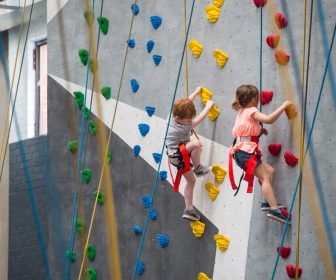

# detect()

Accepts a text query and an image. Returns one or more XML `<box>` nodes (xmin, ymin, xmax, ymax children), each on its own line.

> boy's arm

<box><xmin>192</xmin><ymin>100</ymin><xmax>214</xmax><ymax>128</ymax></box>
<box><xmin>188</xmin><ymin>86</ymin><xmax>202</xmax><ymax>102</ymax></box>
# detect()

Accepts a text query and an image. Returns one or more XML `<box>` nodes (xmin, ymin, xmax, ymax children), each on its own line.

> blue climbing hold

<box><xmin>130</xmin><ymin>79</ymin><xmax>139</xmax><ymax>93</ymax></box>
<box><xmin>145</xmin><ymin>106</ymin><xmax>155</xmax><ymax>117</ymax></box>
<box><xmin>141</xmin><ymin>195</ymin><xmax>152</xmax><ymax>208</ymax></box>
<box><xmin>152</xmin><ymin>153</ymin><xmax>162</xmax><ymax>164</ymax></box>
<box><xmin>147</xmin><ymin>40</ymin><xmax>155</xmax><ymax>53</ymax></box>
<box><xmin>133</xmin><ymin>226</ymin><xmax>142</xmax><ymax>235</ymax></box>
<box><xmin>131</xmin><ymin>3</ymin><xmax>139</xmax><ymax>15</ymax></box>
<box><xmin>136</xmin><ymin>261</ymin><xmax>145</xmax><ymax>275</ymax></box>
<box><xmin>159</xmin><ymin>171</ymin><xmax>167</xmax><ymax>181</ymax></box>
<box><xmin>153</xmin><ymin>54</ymin><xmax>162</xmax><ymax>66</ymax></box>
<box><xmin>138</xmin><ymin>124</ymin><xmax>150</xmax><ymax>137</ymax></box>
<box><xmin>157</xmin><ymin>233</ymin><xmax>169</xmax><ymax>248</ymax></box>
<box><xmin>133</xmin><ymin>145</ymin><xmax>141</xmax><ymax>156</ymax></box>
<box><xmin>150</xmin><ymin>16</ymin><xmax>162</xmax><ymax>30</ymax></box>
<box><xmin>149</xmin><ymin>208</ymin><xmax>157</xmax><ymax>220</ymax></box>
<box><xmin>128</xmin><ymin>38</ymin><xmax>135</xmax><ymax>48</ymax></box>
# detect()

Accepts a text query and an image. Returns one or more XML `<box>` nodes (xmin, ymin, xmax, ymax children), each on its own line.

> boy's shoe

<box><xmin>194</xmin><ymin>164</ymin><xmax>211</xmax><ymax>177</ymax></box>
<box><xmin>267</xmin><ymin>208</ymin><xmax>291</xmax><ymax>224</ymax></box>
<box><xmin>182</xmin><ymin>209</ymin><xmax>200</xmax><ymax>221</ymax></box>
<box><xmin>260</xmin><ymin>200</ymin><xmax>286</xmax><ymax>211</ymax></box>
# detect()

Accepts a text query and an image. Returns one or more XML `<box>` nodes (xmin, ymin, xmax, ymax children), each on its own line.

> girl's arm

<box><xmin>192</xmin><ymin>100</ymin><xmax>214</xmax><ymax>128</ymax></box>
<box><xmin>188</xmin><ymin>86</ymin><xmax>202</xmax><ymax>102</ymax></box>
<box><xmin>253</xmin><ymin>101</ymin><xmax>292</xmax><ymax>124</ymax></box>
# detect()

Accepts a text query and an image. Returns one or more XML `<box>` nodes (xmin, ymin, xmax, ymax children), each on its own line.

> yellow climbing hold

<box><xmin>189</xmin><ymin>39</ymin><xmax>204</xmax><ymax>58</ymax></box>
<box><xmin>214</xmin><ymin>234</ymin><xmax>230</xmax><ymax>252</ymax></box>
<box><xmin>213</xmin><ymin>0</ymin><xmax>224</xmax><ymax>8</ymax></box>
<box><xmin>213</xmin><ymin>49</ymin><xmax>229</xmax><ymax>68</ymax></box>
<box><xmin>212</xmin><ymin>164</ymin><xmax>227</xmax><ymax>183</ymax></box>
<box><xmin>208</xmin><ymin>105</ymin><xmax>220</xmax><ymax>121</ymax></box>
<box><xmin>190</xmin><ymin>220</ymin><xmax>206</xmax><ymax>238</ymax></box>
<box><xmin>205</xmin><ymin>183</ymin><xmax>220</xmax><ymax>201</ymax></box>
<box><xmin>205</xmin><ymin>5</ymin><xmax>221</xmax><ymax>23</ymax></box>
<box><xmin>200</xmin><ymin>87</ymin><xmax>213</xmax><ymax>105</ymax></box>
<box><xmin>198</xmin><ymin>272</ymin><xmax>212</xmax><ymax>280</ymax></box>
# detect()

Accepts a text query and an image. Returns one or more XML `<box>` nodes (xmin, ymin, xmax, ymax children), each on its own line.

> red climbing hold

<box><xmin>261</xmin><ymin>90</ymin><xmax>273</xmax><ymax>105</ymax></box>
<box><xmin>266</xmin><ymin>34</ymin><xmax>280</xmax><ymax>48</ymax></box>
<box><xmin>276</xmin><ymin>246</ymin><xmax>291</xmax><ymax>258</ymax></box>
<box><xmin>268</xmin><ymin>144</ymin><xmax>282</xmax><ymax>157</ymax></box>
<box><xmin>286</xmin><ymin>264</ymin><xmax>302</xmax><ymax>278</ymax></box>
<box><xmin>253</xmin><ymin>0</ymin><xmax>267</xmax><ymax>8</ymax></box>
<box><xmin>275</xmin><ymin>50</ymin><xmax>290</xmax><ymax>65</ymax></box>
<box><xmin>275</xmin><ymin>12</ymin><xmax>287</xmax><ymax>29</ymax></box>
<box><xmin>284</xmin><ymin>151</ymin><xmax>298</xmax><ymax>167</ymax></box>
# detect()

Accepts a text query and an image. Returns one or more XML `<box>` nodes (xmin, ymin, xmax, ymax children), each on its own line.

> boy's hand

<box><xmin>196</xmin><ymin>86</ymin><xmax>202</xmax><ymax>94</ymax></box>
<box><xmin>205</xmin><ymin>100</ymin><xmax>214</xmax><ymax>108</ymax></box>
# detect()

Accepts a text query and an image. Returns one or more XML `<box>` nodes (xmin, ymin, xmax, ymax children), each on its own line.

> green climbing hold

<box><xmin>90</xmin><ymin>58</ymin><xmax>98</xmax><ymax>73</ymax></box>
<box><xmin>84</xmin><ymin>10</ymin><xmax>93</xmax><ymax>26</ymax></box>
<box><xmin>75</xmin><ymin>218</ymin><xmax>86</xmax><ymax>235</ymax></box>
<box><xmin>66</xmin><ymin>250</ymin><xmax>76</xmax><ymax>263</ymax></box>
<box><xmin>94</xmin><ymin>190</ymin><xmax>105</xmax><ymax>205</ymax></box>
<box><xmin>74</xmin><ymin>91</ymin><xmax>84</xmax><ymax>110</ymax></box>
<box><xmin>67</xmin><ymin>140</ymin><xmax>78</xmax><ymax>154</ymax></box>
<box><xmin>78</xmin><ymin>49</ymin><xmax>89</xmax><ymax>66</ymax></box>
<box><xmin>89</xmin><ymin>120</ymin><xmax>97</xmax><ymax>136</ymax></box>
<box><xmin>83</xmin><ymin>107</ymin><xmax>91</xmax><ymax>120</ymax></box>
<box><xmin>101</xmin><ymin>86</ymin><xmax>111</xmax><ymax>100</ymax></box>
<box><xmin>81</xmin><ymin>168</ymin><xmax>92</xmax><ymax>184</ymax></box>
<box><xmin>97</xmin><ymin>16</ymin><xmax>109</xmax><ymax>35</ymax></box>
<box><xmin>107</xmin><ymin>151</ymin><xmax>112</xmax><ymax>164</ymax></box>
<box><xmin>86</xmin><ymin>244</ymin><xmax>96</xmax><ymax>262</ymax></box>
<box><xmin>85</xmin><ymin>267</ymin><xmax>97</xmax><ymax>280</ymax></box>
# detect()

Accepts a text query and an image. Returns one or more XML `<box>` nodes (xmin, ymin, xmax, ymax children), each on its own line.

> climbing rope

<box><xmin>184</xmin><ymin>0</ymin><xmax>189</xmax><ymax>97</ymax></box>
<box><xmin>271</xmin><ymin>22</ymin><xmax>336</xmax><ymax>280</ymax></box>
<box><xmin>131</xmin><ymin>0</ymin><xmax>196</xmax><ymax>279</ymax></box>
<box><xmin>259</xmin><ymin>3</ymin><xmax>263</xmax><ymax>110</ymax></box>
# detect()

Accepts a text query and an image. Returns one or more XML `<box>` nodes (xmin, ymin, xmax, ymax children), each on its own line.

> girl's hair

<box><xmin>232</xmin><ymin>85</ymin><xmax>259</xmax><ymax>111</ymax></box>
<box><xmin>173</xmin><ymin>98</ymin><xmax>196</xmax><ymax>119</ymax></box>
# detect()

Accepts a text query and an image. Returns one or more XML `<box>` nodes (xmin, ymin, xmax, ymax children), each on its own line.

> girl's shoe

<box><xmin>261</xmin><ymin>200</ymin><xmax>286</xmax><ymax>211</ymax></box>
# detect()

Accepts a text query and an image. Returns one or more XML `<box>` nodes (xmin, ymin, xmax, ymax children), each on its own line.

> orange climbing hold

<box><xmin>274</xmin><ymin>12</ymin><xmax>287</xmax><ymax>29</ymax></box>
<box><xmin>266</xmin><ymin>34</ymin><xmax>280</xmax><ymax>48</ymax></box>
<box><xmin>275</xmin><ymin>50</ymin><xmax>290</xmax><ymax>65</ymax></box>
<box><xmin>285</xmin><ymin>103</ymin><xmax>297</xmax><ymax>119</ymax></box>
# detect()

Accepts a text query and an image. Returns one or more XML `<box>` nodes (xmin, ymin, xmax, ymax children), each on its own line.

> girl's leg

<box><xmin>182</xmin><ymin>170</ymin><xmax>196</xmax><ymax>210</ymax></box>
<box><xmin>186</xmin><ymin>139</ymin><xmax>202</xmax><ymax>168</ymax></box>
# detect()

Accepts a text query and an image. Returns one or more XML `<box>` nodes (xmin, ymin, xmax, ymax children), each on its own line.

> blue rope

<box><xmin>271</xmin><ymin>22</ymin><xmax>336</xmax><ymax>280</ymax></box>
<box><xmin>259</xmin><ymin>3</ymin><xmax>263</xmax><ymax>111</ymax></box>
<box><xmin>131</xmin><ymin>0</ymin><xmax>196</xmax><ymax>279</ymax></box>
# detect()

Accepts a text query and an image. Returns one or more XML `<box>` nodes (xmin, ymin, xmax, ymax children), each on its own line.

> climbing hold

<box><xmin>84</xmin><ymin>267</ymin><xmax>97</xmax><ymax>280</ymax></box>
<box><xmin>131</xmin><ymin>3</ymin><xmax>139</xmax><ymax>15</ymax></box>
<box><xmin>275</xmin><ymin>50</ymin><xmax>290</xmax><ymax>65</ymax></box>
<box><xmin>107</xmin><ymin>151</ymin><xmax>112</xmax><ymax>164</ymax></box>
<box><xmin>284</xmin><ymin>151</ymin><xmax>298</xmax><ymax>167</ymax></box>
<box><xmin>84</xmin><ymin>10</ymin><xmax>93</xmax><ymax>26</ymax></box>
<box><xmin>133</xmin><ymin>145</ymin><xmax>141</xmax><ymax>156</ymax></box>
<box><xmin>94</xmin><ymin>190</ymin><xmax>105</xmax><ymax>205</ymax></box>
<box><xmin>128</xmin><ymin>38</ymin><xmax>136</xmax><ymax>48</ymax></box>
<box><xmin>66</xmin><ymin>250</ymin><xmax>76</xmax><ymax>263</ymax></box>
<box><xmin>136</xmin><ymin>261</ymin><xmax>145</xmax><ymax>275</ymax></box>
<box><xmin>286</xmin><ymin>264</ymin><xmax>302</xmax><ymax>278</ymax></box>
<box><xmin>74</xmin><ymin>91</ymin><xmax>84</xmax><ymax>110</ymax></box>
<box><xmin>205</xmin><ymin>5</ymin><xmax>221</xmax><ymax>23</ymax></box>
<box><xmin>189</xmin><ymin>39</ymin><xmax>203</xmax><ymax>58</ymax></box>
<box><xmin>89</xmin><ymin>120</ymin><xmax>97</xmax><ymax>136</ymax></box>
<box><xmin>213</xmin><ymin>0</ymin><xmax>224</xmax><ymax>8</ymax></box>
<box><xmin>146</xmin><ymin>40</ymin><xmax>155</xmax><ymax>53</ymax></box>
<box><xmin>261</xmin><ymin>90</ymin><xmax>273</xmax><ymax>105</ymax></box>
<box><xmin>205</xmin><ymin>182</ymin><xmax>220</xmax><ymax>201</ymax></box>
<box><xmin>133</xmin><ymin>226</ymin><xmax>142</xmax><ymax>235</ymax></box>
<box><xmin>75</xmin><ymin>218</ymin><xmax>86</xmax><ymax>235</ymax></box>
<box><xmin>190</xmin><ymin>221</ymin><xmax>206</xmax><ymax>238</ymax></box>
<box><xmin>276</xmin><ymin>245</ymin><xmax>291</xmax><ymax>259</ymax></box>
<box><xmin>285</xmin><ymin>103</ymin><xmax>297</xmax><ymax>119</ymax></box>
<box><xmin>198</xmin><ymin>272</ymin><xmax>211</xmax><ymax>280</ymax></box>
<box><xmin>83</xmin><ymin>107</ymin><xmax>91</xmax><ymax>119</ymax></box>
<box><xmin>200</xmin><ymin>87</ymin><xmax>213</xmax><ymax>105</ymax></box>
<box><xmin>212</xmin><ymin>164</ymin><xmax>227</xmax><ymax>183</ymax></box>
<box><xmin>149</xmin><ymin>208</ymin><xmax>157</xmax><ymax>220</ymax></box>
<box><xmin>150</xmin><ymin>16</ymin><xmax>162</xmax><ymax>30</ymax></box>
<box><xmin>253</xmin><ymin>0</ymin><xmax>267</xmax><ymax>8</ymax></box>
<box><xmin>152</xmin><ymin>54</ymin><xmax>162</xmax><ymax>66</ymax></box>
<box><xmin>86</xmin><ymin>244</ymin><xmax>96</xmax><ymax>262</ymax></box>
<box><xmin>157</xmin><ymin>233</ymin><xmax>169</xmax><ymax>248</ymax></box>
<box><xmin>268</xmin><ymin>143</ymin><xmax>282</xmax><ymax>157</ymax></box>
<box><xmin>159</xmin><ymin>171</ymin><xmax>167</xmax><ymax>181</ymax></box>
<box><xmin>145</xmin><ymin>106</ymin><xmax>155</xmax><ymax>117</ymax></box>
<box><xmin>97</xmin><ymin>16</ymin><xmax>109</xmax><ymax>35</ymax></box>
<box><xmin>89</xmin><ymin>58</ymin><xmax>98</xmax><ymax>73</ymax></box>
<box><xmin>152</xmin><ymin>153</ymin><xmax>162</xmax><ymax>163</ymax></box>
<box><xmin>214</xmin><ymin>234</ymin><xmax>230</xmax><ymax>252</ymax></box>
<box><xmin>138</xmin><ymin>123</ymin><xmax>150</xmax><ymax>137</ymax></box>
<box><xmin>81</xmin><ymin>168</ymin><xmax>92</xmax><ymax>184</ymax></box>
<box><xmin>208</xmin><ymin>105</ymin><xmax>220</xmax><ymax>121</ymax></box>
<box><xmin>266</xmin><ymin>34</ymin><xmax>280</xmax><ymax>49</ymax></box>
<box><xmin>274</xmin><ymin>12</ymin><xmax>287</xmax><ymax>29</ymax></box>
<box><xmin>78</xmin><ymin>49</ymin><xmax>89</xmax><ymax>65</ymax></box>
<box><xmin>213</xmin><ymin>49</ymin><xmax>229</xmax><ymax>68</ymax></box>
<box><xmin>101</xmin><ymin>86</ymin><xmax>111</xmax><ymax>100</ymax></box>
<box><xmin>141</xmin><ymin>195</ymin><xmax>152</xmax><ymax>208</ymax></box>
<box><xmin>130</xmin><ymin>79</ymin><xmax>139</xmax><ymax>93</ymax></box>
<box><xmin>67</xmin><ymin>140</ymin><xmax>78</xmax><ymax>154</ymax></box>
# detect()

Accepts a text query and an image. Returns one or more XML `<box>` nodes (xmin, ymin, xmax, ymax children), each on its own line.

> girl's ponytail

<box><xmin>232</xmin><ymin>100</ymin><xmax>241</xmax><ymax>111</ymax></box>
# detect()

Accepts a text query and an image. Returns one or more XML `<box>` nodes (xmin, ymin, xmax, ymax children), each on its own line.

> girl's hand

<box><xmin>282</xmin><ymin>101</ymin><xmax>293</xmax><ymax>109</ymax></box>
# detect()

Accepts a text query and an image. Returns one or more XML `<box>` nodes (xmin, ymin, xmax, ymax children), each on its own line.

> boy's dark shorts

<box><xmin>234</xmin><ymin>150</ymin><xmax>262</xmax><ymax>171</ymax></box>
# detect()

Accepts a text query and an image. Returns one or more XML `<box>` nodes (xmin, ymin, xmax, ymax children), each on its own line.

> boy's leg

<box><xmin>181</xmin><ymin>170</ymin><xmax>200</xmax><ymax>221</ymax></box>
<box><xmin>186</xmin><ymin>139</ymin><xmax>201</xmax><ymax>168</ymax></box>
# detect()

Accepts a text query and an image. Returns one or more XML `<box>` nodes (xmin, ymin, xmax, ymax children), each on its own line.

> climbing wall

<box><xmin>47</xmin><ymin>0</ymin><xmax>336</xmax><ymax>279</ymax></box>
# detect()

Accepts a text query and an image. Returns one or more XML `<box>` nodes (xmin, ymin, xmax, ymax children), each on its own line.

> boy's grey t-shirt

<box><xmin>165</xmin><ymin>117</ymin><xmax>192</xmax><ymax>154</ymax></box>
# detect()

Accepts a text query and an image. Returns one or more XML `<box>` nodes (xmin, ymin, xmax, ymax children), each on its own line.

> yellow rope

<box><xmin>184</xmin><ymin>0</ymin><xmax>189</xmax><ymax>97</ymax></box>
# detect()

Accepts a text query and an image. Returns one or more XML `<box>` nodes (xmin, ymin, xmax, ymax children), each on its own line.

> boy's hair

<box><xmin>173</xmin><ymin>98</ymin><xmax>196</xmax><ymax>119</ymax></box>
<box><xmin>232</xmin><ymin>85</ymin><xmax>259</xmax><ymax>111</ymax></box>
